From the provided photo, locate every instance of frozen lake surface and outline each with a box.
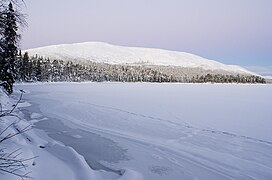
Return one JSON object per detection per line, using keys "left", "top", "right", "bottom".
{"left": 17, "top": 83, "right": 272, "bottom": 180}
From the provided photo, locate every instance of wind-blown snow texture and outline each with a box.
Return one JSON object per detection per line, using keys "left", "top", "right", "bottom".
{"left": 25, "top": 42, "right": 253, "bottom": 75}
{"left": 16, "top": 83, "right": 272, "bottom": 180}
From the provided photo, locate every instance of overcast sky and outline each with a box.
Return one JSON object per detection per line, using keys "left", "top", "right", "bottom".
{"left": 21, "top": 0, "right": 272, "bottom": 74}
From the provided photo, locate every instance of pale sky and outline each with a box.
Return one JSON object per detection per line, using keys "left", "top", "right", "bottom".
{"left": 21, "top": 0, "right": 272, "bottom": 74}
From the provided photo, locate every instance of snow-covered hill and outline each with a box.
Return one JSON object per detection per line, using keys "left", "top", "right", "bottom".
{"left": 25, "top": 42, "right": 254, "bottom": 75}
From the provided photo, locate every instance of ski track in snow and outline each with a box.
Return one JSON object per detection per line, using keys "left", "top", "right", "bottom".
{"left": 75, "top": 101, "right": 272, "bottom": 146}
{"left": 16, "top": 82, "right": 272, "bottom": 180}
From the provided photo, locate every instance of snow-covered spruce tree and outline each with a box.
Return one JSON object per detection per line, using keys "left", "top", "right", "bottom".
{"left": 0, "top": 0, "right": 26, "bottom": 93}
{"left": 0, "top": 2, "right": 31, "bottom": 177}
{"left": 0, "top": 2, "right": 18, "bottom": 94}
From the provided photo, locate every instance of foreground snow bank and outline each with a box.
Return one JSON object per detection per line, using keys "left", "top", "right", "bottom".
{"left": 0, "top": 88, "right": 120, "bottom": 180}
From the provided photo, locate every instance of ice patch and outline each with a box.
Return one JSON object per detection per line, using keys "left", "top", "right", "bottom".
{"left": 17, "top": 101, "right": 31, "bottom": 108}
{"left": 30, "top": 112, "right": 43, "bottom": 119}
{"left": 72, "top": 134, "right": 82, "bottom": 139}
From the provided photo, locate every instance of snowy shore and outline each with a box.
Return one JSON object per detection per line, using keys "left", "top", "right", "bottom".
{"left": 0, "top": 88, "right": 130, "bottom": 180}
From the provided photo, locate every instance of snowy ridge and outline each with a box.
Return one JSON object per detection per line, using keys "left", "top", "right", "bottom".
{"left": 25, "top": 42, "right": 254, "bottom": 75}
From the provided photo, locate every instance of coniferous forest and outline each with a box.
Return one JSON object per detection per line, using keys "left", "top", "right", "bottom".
{"left": 16, "top": 53, "right": 266, "bottom": 84}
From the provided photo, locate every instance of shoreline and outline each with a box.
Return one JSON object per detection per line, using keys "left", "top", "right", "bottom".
{"left": 22, "top": 96, "right": 126, "bottom": 175}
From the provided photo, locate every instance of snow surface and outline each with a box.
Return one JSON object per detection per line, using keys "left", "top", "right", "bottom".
{"left": 25, "top": 42, "right": 254, "bottom": 75}
{"left": 11, "top": 82, "right": 272, "bottom": 180}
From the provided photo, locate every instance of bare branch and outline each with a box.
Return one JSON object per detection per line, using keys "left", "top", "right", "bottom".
{"left": 0, "top": 124, "right": 32, "bottom": 143}
{"left": 0, "top": 90, "right": 24, "bottom": 117}
{"left": 0, "top": 90, "right": 34, "bottom": 179}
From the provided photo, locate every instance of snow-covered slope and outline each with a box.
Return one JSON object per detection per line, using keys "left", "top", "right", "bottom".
{"left": 25, "top": 42, "right": 253, "bottom": 75}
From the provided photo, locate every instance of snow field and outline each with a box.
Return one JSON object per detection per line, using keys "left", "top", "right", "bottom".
{"left": 14, "top": 82, "right": 272, "bottom": 180}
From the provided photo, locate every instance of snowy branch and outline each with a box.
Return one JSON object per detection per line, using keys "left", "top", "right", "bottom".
{"left": 0, "top": 90, "right": 34, "bottom": 179}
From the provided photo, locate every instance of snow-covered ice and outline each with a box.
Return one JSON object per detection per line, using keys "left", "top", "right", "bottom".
{"left": 8, "top": 82, "right": 272, "bottom": 179}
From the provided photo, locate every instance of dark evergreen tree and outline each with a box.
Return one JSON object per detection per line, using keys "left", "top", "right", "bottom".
{"left": 0, "top": 2, "right": 18, "bottom": 93}
{"left": 14, "top": 49, "right": 23, "bottom": 81}
{"left": 21, "top": 52, "right": 29, "bottom": 81}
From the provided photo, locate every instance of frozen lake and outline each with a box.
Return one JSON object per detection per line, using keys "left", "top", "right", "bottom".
{"left": 17, "top": 83, "right": 272, "bottom": 180}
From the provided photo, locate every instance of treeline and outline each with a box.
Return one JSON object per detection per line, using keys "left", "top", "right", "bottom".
{"left": 15, "top": 53, "right": 173, "bottom": 82}
{"left": 15, "top": 52, "right": 266, "bottom": 84}
{"left": 191, "top": 74, "right": 265, "bottom": 83}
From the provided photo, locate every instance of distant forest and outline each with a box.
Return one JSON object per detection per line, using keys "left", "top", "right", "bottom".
{"left": 16, "top": 52, "right": 266, "bottom": 84}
